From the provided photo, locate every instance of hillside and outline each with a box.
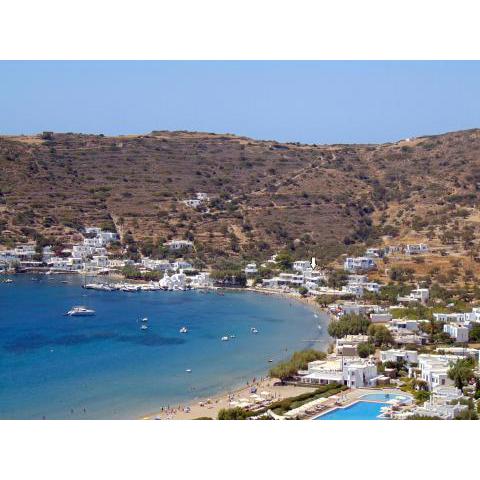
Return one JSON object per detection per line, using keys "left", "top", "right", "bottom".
{"left": 1, "top": 129, "right": 480, "bottom": 272}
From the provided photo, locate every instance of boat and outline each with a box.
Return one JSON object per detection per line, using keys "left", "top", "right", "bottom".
{"left": 179, "top": 327, "right": 188, "bottom": 333}
{"left": 185, "top": 369, "right": 192, "bottom": 373}
{"left": 141, "top": 317, "right": 148, "bottom": 322}
{"left": 221, "top": 336, "right": 229, "bottom": 341}
{"left": 268, "top": 359, "right": 273, "bottom": 363}
{"left": 141, "top": 324, "right": 148, "bottom": 330}
{"left": 66, "top": 306, "right": 95, "bottom": 316}
{"left": 4, "top": 279, "right": 13, "bottom": 283}
{"left": 250, "top": 327, "right": 259, "bottom": 334}
{"left": 229, "top": 334, "right": 236, "bottom": 339}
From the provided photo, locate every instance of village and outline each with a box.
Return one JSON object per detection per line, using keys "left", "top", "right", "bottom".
{"left": 2, "top": 224, "right": 480, "bottom": 420}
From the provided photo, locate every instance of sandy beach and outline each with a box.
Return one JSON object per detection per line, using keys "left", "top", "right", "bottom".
{"left": 141, "top": 377, "right": 317, "bottom": 420}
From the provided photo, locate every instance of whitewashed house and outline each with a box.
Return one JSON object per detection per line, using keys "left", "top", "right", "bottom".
{"left": 299, "top": 357, "right": 378, "bottom": 388}
{"left": 443, "top": 323, "right": 469, "bottom": 343}
{"left": 414, "top": 354, "right": 459, "bottom": 390}
{"left": 380, "top": 349, "right": 418, "bottom": 364}
{"left": 344, "top": 257, "right": 376, "bottom": 272}
{"left": 405, "top": 243, "right": 428, "bottom": 255}
{"left": 244, "top": 263, "right": 258, "bottom": 276}
{"left": 397, "top": 288, "right": 429, "bottom": 304}
{"left": 164, "top": 240, "right": 194, "bottom": 251}
{"left": 293, "top": 260, "right": 312, "bottom": 272}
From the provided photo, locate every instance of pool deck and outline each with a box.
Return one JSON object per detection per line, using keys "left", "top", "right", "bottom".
{"left": 304, "top": 388, "right": 408, "bottom": 420}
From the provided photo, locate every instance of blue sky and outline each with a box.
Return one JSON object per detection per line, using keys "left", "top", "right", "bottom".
{"left": 1, "top": 61, "right": 479, "bottom": 144}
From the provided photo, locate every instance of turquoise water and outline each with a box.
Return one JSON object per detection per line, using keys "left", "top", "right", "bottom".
{"left": 361, "top": 393, "right": 411, "bottom": 403}
{"left": 0, "top": 275, "right": 329, "bottom": 419}
{"left": 315, "top": 401, "right": 388, "bottom": 420}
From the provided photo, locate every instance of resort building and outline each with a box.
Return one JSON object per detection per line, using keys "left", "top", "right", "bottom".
{"left": 299, "top": 357, "right": 378, "bottom": 388}
{"left": 335, "top": 335, "right": 369, "bottom": 356}
{"left": 407, "top": 386, "right": 467, "bottom": 420}
{"left": 443, "top": 323, "right": 469, "bottom": 343}
{"left": 380, "top": 349, "right": 418, "bottom": 365}
{"left": 413, "top": 354, "right": 460, "bottom": 390}
{"left": 397, "top": 288, "right": 429, "bottom": 304}
{"left": 343, "top": 256, "right": 376, "bottom": 272}
{"left": 261, "top": 272, "right": 304, "bottom": 289}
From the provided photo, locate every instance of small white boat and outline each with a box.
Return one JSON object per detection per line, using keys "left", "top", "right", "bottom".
{"left": 141, "top": 324, "right": 148, "bottom": 330}
{"left": 314, "top": 314, "right": 318, "bottom": 318}
{"left": 250, "top": 327, "right": 258, "bottom": 334}
{"left": 221, "top": 336, "right": 229, "bottom": 341}
{"left": 179, "top": 327, "right": 188, "bottom": 333}
{"left": 229, "top": 334, "right": 236, "bottom": 339}
{"left": 4, "top": 279, "right": 13, "bottom": 283}
{"left": 185, "top": 369, "right": 192, "bottom": 373}
{"left": 66, "top": 306, "right": 95, "bottom": 316}
{"left": 141, "top": 317, "right": 148, "bottom": 322}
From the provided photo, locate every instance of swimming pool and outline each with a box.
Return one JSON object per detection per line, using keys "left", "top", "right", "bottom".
{"left": 361, "top": 393, "right": 411, "bottom": 403}
{"left": 314, "top": 401, "right": 388, "bottom": 420}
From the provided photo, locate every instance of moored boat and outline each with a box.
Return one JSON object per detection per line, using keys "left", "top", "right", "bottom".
{"left": 66, "top": 306, "right": 95, "bottom": 316}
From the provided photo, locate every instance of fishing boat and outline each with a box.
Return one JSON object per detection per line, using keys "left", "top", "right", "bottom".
{"left": 141, "top": 324, "right": 148, "bottom": 330}
{"left": 185, "top": 369, "right": 192, "bottom": 373}
{"left": 179, "top": 326, "right": 188, "bottom": 333}
{"left": 221, "top": 336, "right": 229, "bottom": 341}
{"left": 250, "top": 327, "right": 259, "bottom": 334}
{"left": 141, "top": 317, "right": 148, "bottom": 322}
{"left": 66, "top": 306, "right": 95, "bottom": 316}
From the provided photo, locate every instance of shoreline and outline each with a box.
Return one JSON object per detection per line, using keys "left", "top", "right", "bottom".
{"left": 139, "top": 288, "right": 332, "bottom": 420}
{"left": 4, "top": 272, "right": 332, "bottom": 420}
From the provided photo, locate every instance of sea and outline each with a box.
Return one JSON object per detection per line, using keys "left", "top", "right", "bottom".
{"left": 0, "top": 274, "right": 330, "bottom": 419}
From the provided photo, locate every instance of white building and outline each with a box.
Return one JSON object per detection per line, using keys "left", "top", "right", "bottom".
{"left": 414, "top": 354, "right": 460, "bottom": 390}
{"left": 436, "top": 347, "right": 479, "bottom": 361}
{"left": 408, "top": 386, "right": 467, "bottom": 420}
{"left": 343, "top": 257, "right": 376, "bottom": 272}
{"left": 405, "top": 243, "right": 428, "bottom": 255}
{"left": 380, "top": 349, "right": 418, "bottom": 364}
{"left": 390, "top": 319, "right": 419, "bottom": 331}
{"left": 142, "top": 258, "right": 172, "bottom": 271}
{"left": 443, "top": 323, "right": 469, "bottom": 343}
{"left": 244, "top": 263, "right": 258, "bottom": 276}
{"left": 433, "top": 312, "right": 468, "bottom": 323}
{"left": 164, "top": 239, "right": 194, "bottom": 251}
{"left": 293, "top": 260, "right": 312, "bottom": 272}
{"left": 370, "top": 312, "right": 392, "bottom": 323}
{"left": 365, "top": 247, "right": 383, "bottom": 258}
{"left": 261, "top": 272, "right": 304, "bottom": 289}
{"left": 397, "top": 288, "right": 429, "bottom": 304}
{"left": 300, "top": 357, "right": 378, "bottom": 389}
{"left": 172, "top": 260, "right": 193, "bottom": 271}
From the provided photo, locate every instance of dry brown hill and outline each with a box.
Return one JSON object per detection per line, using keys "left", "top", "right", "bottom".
{"left": 1, "top": 129, "right": 480, "bottom": 268}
